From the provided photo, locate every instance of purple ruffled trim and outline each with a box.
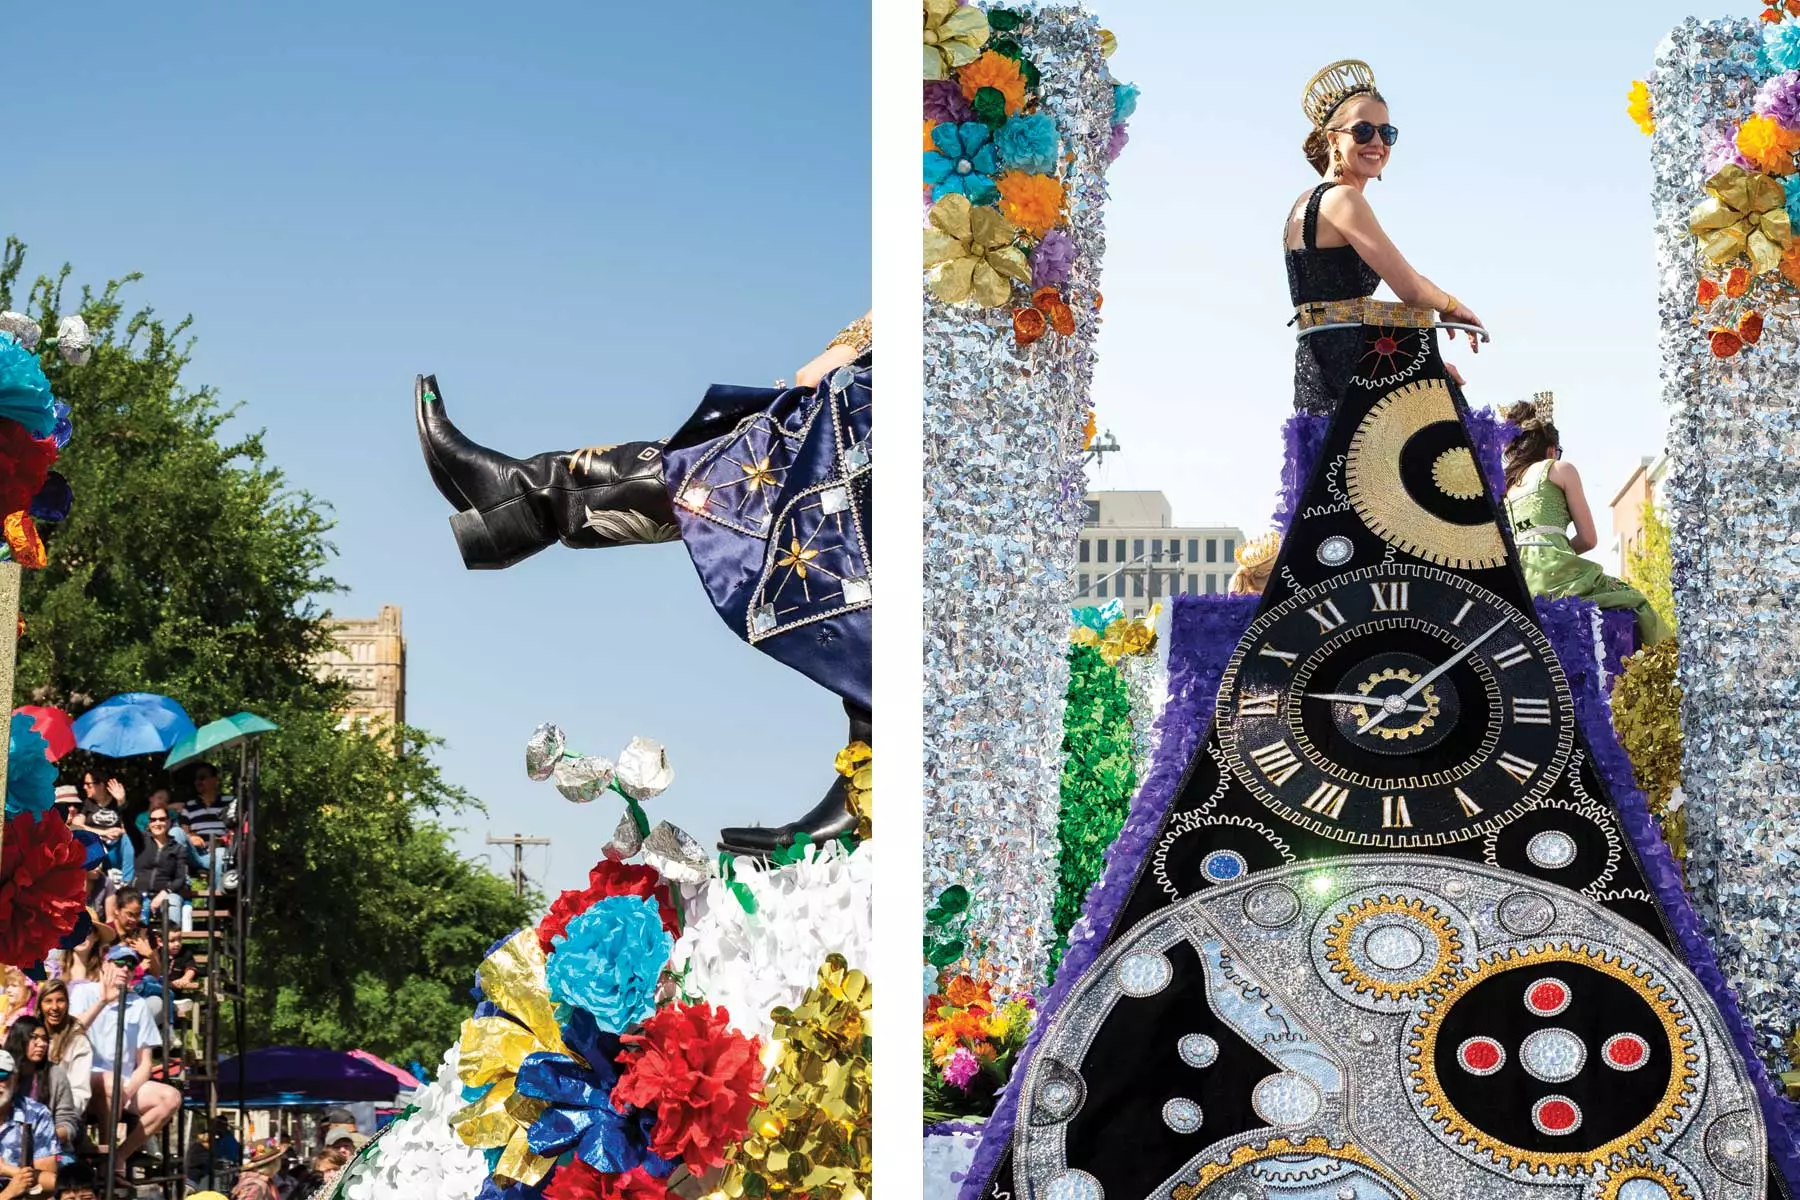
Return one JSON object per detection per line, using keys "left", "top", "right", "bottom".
{"left": 1599, "top": 609, "right": 1636, "bottom": 683}
{"left": 1272, "top": 412, "right": 1329, "bottom": 531}
{"left": 957, "top": 594, "right": 1259, "bottom": 1200}
{"left": 1535, "top": 596, "right": 1800, "bottom": 1189}
{"left": 925, "top": 1119, "right": 987, "bottom": 1137}
{"left": 1465, "top": 410, "right": 1515, "bottom": 510}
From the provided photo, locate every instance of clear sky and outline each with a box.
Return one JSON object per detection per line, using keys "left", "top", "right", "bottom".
{"left": 8, "top": 0, "right": 869, "bottom": 893}
{"left": 1085, "top": 1, "right": 1708, "bottom": 571}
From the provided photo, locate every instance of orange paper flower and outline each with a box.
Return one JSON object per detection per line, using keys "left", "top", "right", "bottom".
{"left": 925, "top": 120, "right": 937, "bottom": 151}
{"left": 1739, "top": 310, "right": 1766, "bottom": 344}
{"left": 1725, "top": 265, "right": 1752, "bottom": 297}
{"left": 957, "top": 50, "right": 1027, "bottom": 114}
{"left": 3, "top": 512, "right": 43, "bottom": 569}
{"left": 1083, "top": 410, "right": 1097, "bottom": 450}
{"left": 1709, "top": 327, "right": 1745, "bottom": 357}
{"left": 997, "top": 172, "right": 1065, "bottom": 237}
{"left": 1012, "top": 306, "right": 1047, "bottom": 347}
{"left": 1697, "top": 277, "right": 1721, "bottom": 305}
{"left": 1736, "top": 114, "right": 1800, "bottom": 176}
{"left": 1782, "top": 241, "right": 1800, "bottom": 286}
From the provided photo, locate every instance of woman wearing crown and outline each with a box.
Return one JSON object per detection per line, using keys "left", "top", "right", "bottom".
{"left": 1288, "top": 61, "right": 1485, "bottom": 416}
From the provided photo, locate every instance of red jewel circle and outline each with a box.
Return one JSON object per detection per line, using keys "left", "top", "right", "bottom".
{"left": 1532, "top": 1095, "right": 1582, "bottom": 1135}
{"left": 1374, "top": 336, "right": 1398, "bottom": 355}
{"left": 1457, "top": 1036, "right": 1506, "bottom": 1076}
{"left": 1602, "top": 1032, "right": 1649, "bottom": 1071}
{"left": 1523, "top": 977, "right": 1571, "bottom": 1017}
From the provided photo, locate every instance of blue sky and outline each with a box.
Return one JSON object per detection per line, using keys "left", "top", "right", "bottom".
{"left": 1086, "top": 1, "right": 1708, "bottom": 572}
{"left": 8, "top": 0, "right": 869, "bottom": 892}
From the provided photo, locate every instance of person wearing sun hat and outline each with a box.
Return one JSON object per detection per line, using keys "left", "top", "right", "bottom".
{"left": 229, "top": 1137, "right": 287, "bottom": 1200}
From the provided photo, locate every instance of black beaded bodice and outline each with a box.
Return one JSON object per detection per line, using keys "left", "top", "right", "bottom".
{"left": 1287, "top": 181, "right": 1382, "bottom": 415}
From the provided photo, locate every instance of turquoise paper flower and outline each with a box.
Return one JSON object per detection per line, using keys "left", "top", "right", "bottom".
{"left": 1112, "top": 82, "right": 1140, "bottom": 123}
{"left": 925, "top": 122, "right": 1000, "bottom": 206}
{"left": 6, "top": 714, "right": 56, "bottom": 821}
{"left": 994, "top": 113, "right": 1059, "bottom": 175}
{"left": 0, "top": 336, "right": 54, "bottom": 440}
{"left": 545, "top": 895, "right": 671, "bottom": 1033}
{"left": 1767, "top": 22, "right": 1800, "bottom": 75}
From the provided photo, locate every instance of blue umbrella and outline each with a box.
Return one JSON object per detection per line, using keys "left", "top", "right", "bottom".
{"left": 164, "top": 711, "right": 280, "bottom": 770}
{"left": 72, "top": 692, "right": 196, "bottom": 758}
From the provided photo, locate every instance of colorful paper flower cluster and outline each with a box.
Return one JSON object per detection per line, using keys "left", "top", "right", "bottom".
{"left": 921, "top": 1, "right": 1137, "bottom": 344}
{"left": 0, "top": 809, "right": 87, "bottom": 969}
{"left": 0, "top": 314, "right": 85, "bottom": 568}
{"left": 921, "top": 972, "right": 1033, "bottom": 1121}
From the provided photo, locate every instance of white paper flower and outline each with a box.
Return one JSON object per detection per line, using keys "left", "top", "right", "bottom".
{"left": 339, "top": 1044, "right": 487, "bottom": 1200}
{"left": 671, "top": 840, "right": 873, "bottom": 1042}
{"left": 55, "top": 315, "right": 91, "bottom": 366}
{"left": 0, "top": 312, "right": 41, "bottom": 350}
{"left": 615, "top": 736, "right": 674, "bottom": 800}
{"left": 552, "top": 753, "right": 615, "bottom": 803}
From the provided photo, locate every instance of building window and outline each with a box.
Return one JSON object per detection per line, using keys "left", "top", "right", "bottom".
{"left": 1083, "top": 500, "right": 1100, "bottom": 525}
{"left": 1096, "top": 576, "right": 1107, "bottom": 598}
{"left": 1206, "top": 574, "right": 1219, "bottom": 595}
{"left": 1168, "top": 538, "right": 1180, "bottom": 562}
{"left": 1115, "top": 538, "right": 1126, "bottom": 563}
{"left": 1132, "top": 607, "right": 1145, "bottom": 619}
{"left": 1133, "top": 573, "right": 1144, "bottom": 598}
{"left": 1133, "top": 538, "right": 1145, "bottom": 561}
{"left": 1188, "top": 538, "right": 1199, "bottom": 562}
{"left": 1079, "top": 540, "right": 1090, "bottom": 563}
{"left": 1078, "top": 573, "right": 1089, "bottom": 596}
{"left": 1097, "top": 538, "right": 1108, "bottom": 564}
{"left": 1188, "top": 572, "right": 1199, "bottom": 594}
{"left": 1206, "top": 538, "right": 1218, "bottom": 563}
{"left": 1151, "top": 540, "right": 1163, "bottom": 562}
{"left": 1224, "top": 537, "right": 1236, "bottom": 561}
{"left": 1170, "top": 572, "right": 1180, "bottom": 596}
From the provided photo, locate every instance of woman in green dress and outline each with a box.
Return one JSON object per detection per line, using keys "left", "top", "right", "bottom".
{"left": 1501, "top": 394, "right": 1671, "bottom": 646}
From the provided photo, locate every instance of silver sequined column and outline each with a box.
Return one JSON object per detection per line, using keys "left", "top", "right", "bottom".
{"left": 922, "top": 7, "right": 1116, "bottom": 988}
{"left": 1650, "top": 18, "right": 1800, "bottom": 1062}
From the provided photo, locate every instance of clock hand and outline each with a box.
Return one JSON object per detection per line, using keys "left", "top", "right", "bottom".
{"left": 1355, "top": 619, "right": 1508, "bottom": 735}
{"left": 1303, "top": 692, "right": 1431, "bottom": 711}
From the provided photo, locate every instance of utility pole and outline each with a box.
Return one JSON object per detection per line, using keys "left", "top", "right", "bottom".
{"left": 486, "top": 833, "right": 550, "bottom": 898}
{"left": 1085, "top": 428, "right": 1122, "bottom": 467}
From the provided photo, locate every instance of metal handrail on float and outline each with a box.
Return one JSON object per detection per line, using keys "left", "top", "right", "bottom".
{"left": 1295, "top": 320, "right": 1490, "bottom": 343}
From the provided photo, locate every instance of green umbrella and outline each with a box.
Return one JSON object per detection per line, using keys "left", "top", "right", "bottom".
{"left": 164, "top": 711, "right": 280, "bottom": 770}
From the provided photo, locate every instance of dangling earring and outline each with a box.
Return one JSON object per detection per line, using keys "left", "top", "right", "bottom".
{"left": 1330, "top": 142, "right": 1344, "bottom": 178}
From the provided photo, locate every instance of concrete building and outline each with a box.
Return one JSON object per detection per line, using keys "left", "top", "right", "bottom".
{"left": 1076, "top": 491, "right": 1246, "bottom": 618}
{"left": 311, "top": 605, "right": 407, "bottom": 727}
{"left": 1609, "top": 454, "right": 1668, "bottom": 579}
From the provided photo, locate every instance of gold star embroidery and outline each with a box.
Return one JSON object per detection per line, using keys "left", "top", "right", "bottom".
{"left": 775, "top": 537, "right": 820, "bottom": 580}
{"left": 566, "top": 445, "right": 618, "bottom": 475}
{"left": 740, "top": 456, "right": 778, "bottom": 492}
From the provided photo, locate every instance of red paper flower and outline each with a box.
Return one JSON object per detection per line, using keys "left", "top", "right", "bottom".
{"left": 0, "top": 422, "right": 56, "bottom": 518}
{"left": 538, "top": 859, "right": 677, "bottom": 953}
{"left": 1739, "top": 310, "right": 1766, "bottom": 344}
{"left": 1696, "top": 277, "right": 1721, "bottom": 305}
{"left": 1709, "top": 327, "right": 1745, "bottom": 357}
{"left": 0, "top": 811, "right": 87, "bottom": 968}
{"left": 611, "top": 1001, "right": 762, "bottom": 1169}
{"left": 542, "top": 1162, "right": 670, "bottom": 1200}
{"left": 1724, "top": 265, "right": 1752, "bottom": 298}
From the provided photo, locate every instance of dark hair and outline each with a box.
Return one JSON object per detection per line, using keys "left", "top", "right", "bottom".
{"left": 4, "top": 1016, "right": 47, "bottom": 1098}
{"left": 1304, "top": 87, "right": 1388, "bottom": 176}
{"left": 1502, "top": 399, "right": 1561, "bottom": 491}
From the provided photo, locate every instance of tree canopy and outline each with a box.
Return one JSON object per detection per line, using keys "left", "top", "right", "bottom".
{"left": 3, "top": 237, "right": 533, "bottom": 1065}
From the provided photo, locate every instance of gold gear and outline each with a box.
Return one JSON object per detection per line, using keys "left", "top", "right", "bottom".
{"left": 1406, "top": 943, "right": 1700, "bottom": 1175}
{"left": 1171, "top": 1135, "right": 1420, "bottom": 1200}
{"left": 1350, "top": 666, "right": 1441, "bottom": 741}
{"left": 1344, "top": 380, "right": 1510, "bottom": 570}
{"left": 1593, "top": 1162, "right": 1696, "bottom": 1200}
{"left": 1431, "top": 447, "right": 1484, "bottom": 500}
{"left": 1322, "top": 894, "right": 1464, "bottom": 1001}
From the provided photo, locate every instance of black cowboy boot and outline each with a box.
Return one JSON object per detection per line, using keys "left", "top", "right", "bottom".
{"left": 717, "top": 700, "right": 871, "bottom": 856}
{"left": 414, "top": 374, "right": 680, "bottom": 570}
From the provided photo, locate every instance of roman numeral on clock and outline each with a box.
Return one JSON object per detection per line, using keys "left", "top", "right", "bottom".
{"left": 1306, "top": 599, "right": 1347, "bottom": 633}
{"left": 1258, "top": 644, "right": 1298, "bottom": 666}
{"left": 1249, "top": 740, "right": 1303, "bottom": 787}
{"left": 1497, "top": 752, "right": 1538, "bottom": 785}
{"left": 1511, "top": 697, "right": 1552, "bottom": 725}
{"left": 1493, "top": 642, "right": 1533, "bottom": 670}
{"left": 1302, "top": 782, "right": 1349, "bottom": 820}
{"left": 1455, "top": 787, "right": 1484, "bottom": 818}
{"left": 1381, "top": 794, "right": 1413, "bottom": 828}
{"left": 1451, "top": 598, "right": 1474, "bottom": 626}
{"left": 1237, "top": 692, "right": 1281, "bottom": 717}
{"left": 1370, "top": 581, "right": 1410, "bottom": 611}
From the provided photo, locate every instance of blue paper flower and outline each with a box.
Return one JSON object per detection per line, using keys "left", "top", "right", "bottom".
{"left": 924, "top": 122, "right": 1000, "bottom": 205}
{"left": 545, "top": 895, "right": 670, "bottom": 1033}
{"left": 0, "top": 337, "right": 55, "bottom": 440}
{"left": 994, "top": 113, "right": 1059, "bottom": 175}
{"left": 1112, "top": 82, "right": 1140, "bottom": 123}
{"left": 1767, "top": 21, "right": 1800, "bottom": 75}
{"left": 29, "top": 473, "right": 71, "bottom": 524}
{"left": 6, "top": 714, "right": 56, "bottom": 821}
{"left": 50, "top": 403, "right": 71, "bottom": 450}
{"left": 1783, "top": 173, "right": 1800, "bottom": 231}
{"left": 516, "top": 1006, "right": 673, "bottom": 1177}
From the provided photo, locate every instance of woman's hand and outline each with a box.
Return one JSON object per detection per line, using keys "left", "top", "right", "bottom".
{"left": 1445, "top": 362, "right": 1466, "bottom": 388}
{"left": 794, "top": 342, "right": 859, "bottom": 391}
{"left": 106, "top": 778, "right": 126, "bottom": 804}
{"left": 1443, "top": 301, "right": 1485, "bottom": 352}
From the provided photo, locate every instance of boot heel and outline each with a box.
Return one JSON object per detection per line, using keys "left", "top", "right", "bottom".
{"left": 449, "top": 501, "right": 551, "bottom": 571}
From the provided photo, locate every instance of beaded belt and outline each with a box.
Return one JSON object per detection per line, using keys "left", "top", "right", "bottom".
{"left": 1512, "top": 524, "right": 1570, "bottom": 548}
{"left": 1293, "top": 298, "right": 1438, "bottom": 331}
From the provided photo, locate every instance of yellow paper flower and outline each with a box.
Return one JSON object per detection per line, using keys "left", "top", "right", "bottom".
{"left": 1737, "top": 114, "right": 1800, "bottom": 176}
{"left": 997, "top": 171, "right": 1066, "bottom": 238}
{"left": 923, "top": 193, "right": 1030, "bottom": 307}
{"left": 836, "top": 741, "right": 872, "bottom": 840}
{"left": 1099, "top": 28, "right": 1118, "bottom": 58}
{"left": 1627, "top": 80, "right": 1654, "bottom": 136}
{"left": 449, "top": 930, "right": 572, "bottom": 1186}
{"left": 1689, "top": 163, "right": 1793, "bottom": 274}
{"left": 923, "top": 0, "right": 988, "bottom": 81}
{"left": 958, "top": 50, "right": 1028, "bottom": 115}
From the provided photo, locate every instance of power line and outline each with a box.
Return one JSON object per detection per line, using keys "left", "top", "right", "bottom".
{"left": 486, "top": 833, "right": 551, "bottom": 898}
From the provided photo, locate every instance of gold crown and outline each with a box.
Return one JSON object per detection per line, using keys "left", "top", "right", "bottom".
{"left": 1235, "top": 530, "right": 1282, "bottom": 569}
{"left": 1302, "top": 60, "right": 1379, "bottom": 128}
{"left": 1530, "top": 390, "right": 1556, "bottom": 426}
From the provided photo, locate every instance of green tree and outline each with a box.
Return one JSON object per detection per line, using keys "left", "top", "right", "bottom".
{"left": 1624, "top": 498, "right": 1676, "bottom": 636}
{"left": 2, "top": 237, "right": 534, "bottom": 1064}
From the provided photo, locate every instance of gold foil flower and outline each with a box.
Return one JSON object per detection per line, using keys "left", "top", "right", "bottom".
{"left": 449, "top": 929, "right": 573, "bottom": 1186}
{"left": 835, "top": 741, "right": 872, "bottom": 840}
{"left": 1689, "top": 164, "right": 1793, "bottom": 274}
{"left": 1071, "top": 608, "right": 1160, "bottom": 666}
{"left": 923, "top": 0, "right": 988, "bottom": 80}
{"left": 718, "top": 954, "right": 872, "bottom": 1200}
{"left": 923, "top": 193, "right": 1030, "bottom": 307}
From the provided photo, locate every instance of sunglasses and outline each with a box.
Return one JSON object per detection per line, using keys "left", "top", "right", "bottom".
{"left": 1330, "top": 121, "right": 1399, "bottom": 147}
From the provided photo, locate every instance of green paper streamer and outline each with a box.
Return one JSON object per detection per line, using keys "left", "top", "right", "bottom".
{"left": 972, "top": 86, "right": 1008, "bottom": 128}
{"left": 1049, "top": 643, "right": 1137, "bottom": 970}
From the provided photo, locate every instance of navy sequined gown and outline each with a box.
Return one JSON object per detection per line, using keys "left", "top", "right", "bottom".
{"left": 1286, "top": 180, "right": 1381, "bottom": 415}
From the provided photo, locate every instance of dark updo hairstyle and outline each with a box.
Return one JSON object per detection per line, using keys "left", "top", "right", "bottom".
{"left": 1304, "top": 86, "right": 1387, "bottom": 176}
{"left": 1502, "top": 398, "right": 1561, "bottom": 491}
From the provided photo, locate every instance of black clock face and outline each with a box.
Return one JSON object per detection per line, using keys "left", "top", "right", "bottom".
{"left": 1218, "top": 564, "right": 1573, "bottom": 847}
